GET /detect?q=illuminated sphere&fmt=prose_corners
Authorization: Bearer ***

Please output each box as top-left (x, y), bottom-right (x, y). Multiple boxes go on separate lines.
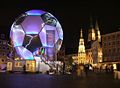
top-left (10, 10), bottom-right (63, 60)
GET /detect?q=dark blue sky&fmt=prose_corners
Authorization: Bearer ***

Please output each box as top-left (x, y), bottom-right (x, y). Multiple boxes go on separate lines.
top-left (0, 0), bottom-right (120, 54)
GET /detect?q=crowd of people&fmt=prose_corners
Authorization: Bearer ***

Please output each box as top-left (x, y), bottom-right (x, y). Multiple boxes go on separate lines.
top-left (70, 63), bottom-right (114, 77)
top-left (93, 65), bottom-right (114, 74)
top-left (71, 63), bottom-right (91, 77)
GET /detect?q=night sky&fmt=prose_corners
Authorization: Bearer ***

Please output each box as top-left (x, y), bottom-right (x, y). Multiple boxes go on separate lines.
top-left (0, 0), bottom-right (120, 54)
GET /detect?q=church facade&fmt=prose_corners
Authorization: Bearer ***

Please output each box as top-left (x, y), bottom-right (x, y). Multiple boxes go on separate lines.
top-left (85, 19), bottom-right (102, 65)
top-left (73, 18), bottom-right (102, 65)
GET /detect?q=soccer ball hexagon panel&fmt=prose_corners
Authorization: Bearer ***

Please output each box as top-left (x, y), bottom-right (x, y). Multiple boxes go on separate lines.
top-left (10, 10), bottom-right (63, 60)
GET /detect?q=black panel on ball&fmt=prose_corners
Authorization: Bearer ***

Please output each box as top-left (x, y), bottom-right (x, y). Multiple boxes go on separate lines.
top-left (22, 34), bottom-right (42, 53)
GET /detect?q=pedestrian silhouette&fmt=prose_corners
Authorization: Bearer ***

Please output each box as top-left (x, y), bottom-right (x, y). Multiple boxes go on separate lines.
top-left (110, 65), bottom-right (113, 74)
top-left (23, 65), bottom-right (26, 73)
top-left (105, 65), bottom-right (108, 73)
top-left (84, 64), bottom-right (89, 76)
top-left (63, 62), bottom-right (65, 74)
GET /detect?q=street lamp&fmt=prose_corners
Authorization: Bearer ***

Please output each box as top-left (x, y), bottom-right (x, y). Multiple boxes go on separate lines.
top-left (7, 42), bottom-right (15, 60)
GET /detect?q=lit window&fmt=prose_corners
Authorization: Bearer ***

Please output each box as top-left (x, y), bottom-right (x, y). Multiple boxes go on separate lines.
top-left (7, 47), bottom-right (9, 50)
top-left (112, 42), bottom-right (115, 45)
top-left (3, 41), bottom-right (6, 45)
top-left (103, 37), bottom-right (106, 41)
top-left (104, 43), bottom-right (106, 46)
top-left (112, 35), bottom-right (115, 39)
top-left (15, 62), bottom-right (23, 67)
top-left (117, 34), bottom-right (120, 38)
top-left (0, 34), bottom-right (5, 39)
top-left (117, 48), bottom-right (119, 52)
top-left (113, 48), bottom-right (116, 52)
top-left (117, 41), bottom-right (120, 45)
top-left (108, 36), bottom-right (110, 40)
top-left (2, 47), bottom-right (5, 49)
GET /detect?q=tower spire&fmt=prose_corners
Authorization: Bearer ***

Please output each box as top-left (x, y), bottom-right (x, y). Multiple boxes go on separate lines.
top-left (90, 17), bottom-right (94, 29)
top-left (78, 29), bottom-right (86, 64)
top-left (95, 19), bottom-right (101, 42)
top-left (80, 29), bottom-right (83, 38)
top-left (88, 17), bottom-right (96, 41)
top-left (95, 19), bottom-right (99, 31)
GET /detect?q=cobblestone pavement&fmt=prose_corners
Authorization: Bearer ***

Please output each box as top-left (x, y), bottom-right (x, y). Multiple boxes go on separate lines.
top-left (0, 72), bottom-right (120, 88)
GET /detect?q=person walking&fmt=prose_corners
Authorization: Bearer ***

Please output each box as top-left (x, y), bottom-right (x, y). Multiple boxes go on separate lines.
top-left (84, 64), bottom-right (89, 76)
top-left (110, 65), bottom-right (113, 74)
top-left (105, 65), bottom-right (108, 73)
top-left (62, 62), bottom-right (65, 74)
top-left (23, 65), bottom-right (26, 73)
top-left (77, 65), bottom-right (81, 77)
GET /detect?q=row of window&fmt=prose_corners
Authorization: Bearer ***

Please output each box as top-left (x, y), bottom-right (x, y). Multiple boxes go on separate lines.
top-left (103, 57), bottom-right (120, 61)
top-left (88, 54), bottom-right (92, 58)
top-left (103, 48), bottom-right (120, 53)
top-left (103, 41), bottom-right (120, 46)
top-left (0, 34), bottom-right (5, 39)
top-left (103, 54), bottom-right (120, 57)
top-left (103, 34), bottom-right (120, 41)
top-left (103, 52), bottom-right (120, 57)
top-left (0, 46), bottom-right (10, 50)
top-left (0, 52), bottom-right (10, 56)
top-left (0, 40), bottom-right (8, 45)
top-left (15, 62), bottom-right (23, 67)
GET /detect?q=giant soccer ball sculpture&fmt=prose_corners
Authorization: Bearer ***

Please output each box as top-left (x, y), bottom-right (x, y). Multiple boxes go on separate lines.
top-left (10, 10), bottom-right (63, 61)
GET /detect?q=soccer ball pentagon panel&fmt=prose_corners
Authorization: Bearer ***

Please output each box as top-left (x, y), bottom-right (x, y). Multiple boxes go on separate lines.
top-left (10, 10), bottom-right (63, 60)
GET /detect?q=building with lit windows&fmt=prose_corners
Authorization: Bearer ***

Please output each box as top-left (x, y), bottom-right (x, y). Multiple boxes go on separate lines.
top-left (86, 18), bottom-right (102, 65)
top-left (101, 31), bottom-right (120, 71)
top-left (71, 18), bottom-right (102, 66)
top-left (0, 34), bottom-right (11, 69)
top-left (102, 31), bottom-right (120, 62)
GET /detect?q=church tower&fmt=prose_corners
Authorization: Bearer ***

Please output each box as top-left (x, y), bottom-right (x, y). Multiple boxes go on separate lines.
top-left (95, 20), bottom-right (101, 42)
top-left (88, 17), bottom-right (96, 42)
top-left (78, 29), bottom-right (86, 64)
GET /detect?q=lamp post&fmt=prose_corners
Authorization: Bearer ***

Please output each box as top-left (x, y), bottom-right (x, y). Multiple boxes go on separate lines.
top-left (55, 46), bottom-right (58, 74)
top-left (7, 43), bottom-right (15, 60)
